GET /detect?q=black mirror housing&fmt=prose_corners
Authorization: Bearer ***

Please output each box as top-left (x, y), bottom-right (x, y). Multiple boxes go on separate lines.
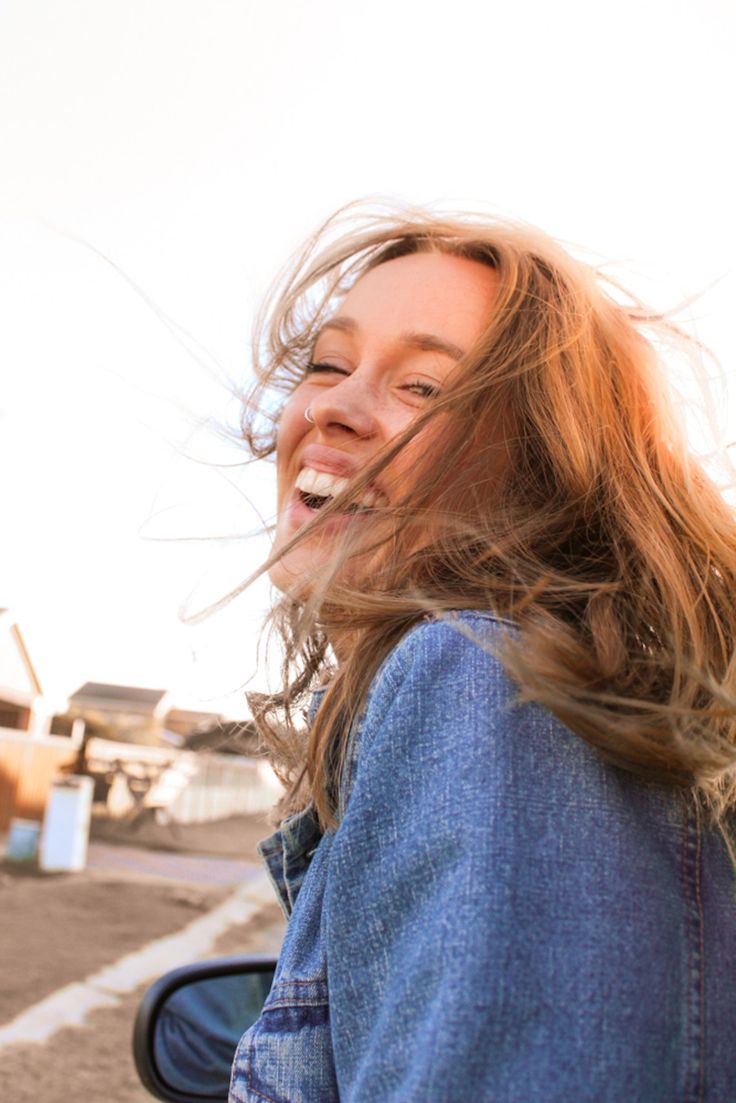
top-left (133, 955), bottom-right (278, 1102)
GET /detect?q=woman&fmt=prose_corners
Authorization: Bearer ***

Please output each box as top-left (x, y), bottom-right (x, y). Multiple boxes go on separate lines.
top-left (228, 204), bottom-right (736, 1102)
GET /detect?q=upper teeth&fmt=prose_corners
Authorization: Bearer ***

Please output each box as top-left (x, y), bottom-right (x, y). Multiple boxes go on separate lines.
top-left (295, 466), bottom-right (384, 509)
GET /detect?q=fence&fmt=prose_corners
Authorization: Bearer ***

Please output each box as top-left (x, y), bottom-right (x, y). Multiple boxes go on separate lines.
top-left (164, 754), bottom-right (282, 823)
top-left (0, 730), bottom-right (282, 832)
top-left (0, 729), bottom-right (79, 831)
top-left (84, 737), bottom-right (283, 824)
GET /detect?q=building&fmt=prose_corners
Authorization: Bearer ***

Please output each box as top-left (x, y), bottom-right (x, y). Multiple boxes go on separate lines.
top-left (0, 610), bottom-right (77, 831)
top-left (0, 608), bottom-right (44, 732)
top-left (62, 681), bottom-right (171, 745)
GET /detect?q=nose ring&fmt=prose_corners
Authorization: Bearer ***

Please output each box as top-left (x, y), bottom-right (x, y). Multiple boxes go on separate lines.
top-left (304, 406), bottom-right (315, 424)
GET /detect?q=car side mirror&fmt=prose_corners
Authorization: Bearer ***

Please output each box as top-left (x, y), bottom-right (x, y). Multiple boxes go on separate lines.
top-left (132, 955), bottom-right (277, 1102)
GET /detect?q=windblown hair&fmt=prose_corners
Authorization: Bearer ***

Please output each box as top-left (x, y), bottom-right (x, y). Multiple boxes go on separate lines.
top-left (240, 201), bottom-right (736, 831)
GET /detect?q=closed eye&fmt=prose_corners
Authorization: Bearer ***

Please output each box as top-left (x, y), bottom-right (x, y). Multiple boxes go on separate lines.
top-left (404, 381), bottom-right (441, 398)
top-left (306, 362), bottom-right (440, 399)
top-left (306, 361), bottom-right (350, 377)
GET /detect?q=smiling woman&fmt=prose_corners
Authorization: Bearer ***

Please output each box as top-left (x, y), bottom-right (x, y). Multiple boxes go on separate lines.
top-left (269, 251), bottom-right (499, 595)
top-left (229, 201), bottom-right (736, 1102)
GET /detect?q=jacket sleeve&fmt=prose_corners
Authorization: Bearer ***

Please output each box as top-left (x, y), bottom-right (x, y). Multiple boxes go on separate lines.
top-left (322, 616), bottom-right (690, 1102)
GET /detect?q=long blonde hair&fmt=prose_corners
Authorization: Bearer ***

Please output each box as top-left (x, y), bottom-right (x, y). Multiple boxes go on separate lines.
top-left (240, 202), bottom-right (736, 830)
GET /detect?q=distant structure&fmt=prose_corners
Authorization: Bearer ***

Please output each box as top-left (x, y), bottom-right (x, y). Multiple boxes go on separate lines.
top-left (164, 706), bottom-right (227, 742)
top-left (61, 681), bottom-right (171, 745)
top-left (0, 608), bottom-right (46, 732)
top-left (0, 609), bottom-right (78, 830)
top-left (0, 620), bottom-right (271, 830)
top-left (177, 717), bottom-right (261, 756)
top-left (53, 686), bottom-right (258, 753)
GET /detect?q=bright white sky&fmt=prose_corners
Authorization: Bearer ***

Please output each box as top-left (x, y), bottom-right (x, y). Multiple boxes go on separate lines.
top-left (1, 0), bottom-right (734, 717)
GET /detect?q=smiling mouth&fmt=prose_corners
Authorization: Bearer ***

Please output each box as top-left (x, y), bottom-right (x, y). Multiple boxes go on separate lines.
top-left (295, 467), bottom-right (387, 513)
top-left (300, 491), bottom-right (331, 511)
top-left (298, 491), bottom-right (374, 514)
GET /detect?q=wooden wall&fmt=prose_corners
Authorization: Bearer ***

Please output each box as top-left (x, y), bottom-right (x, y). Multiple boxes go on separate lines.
top-left (0, 730), bottom-right (77, 831)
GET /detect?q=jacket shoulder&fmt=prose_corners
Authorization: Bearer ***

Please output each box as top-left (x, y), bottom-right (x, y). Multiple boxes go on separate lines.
top-left (340, 610), bottom-right (682, 836)
top-left (369, 611), bottom-right (518, 701)
top-left (337, 612), bottom-right (533, 817)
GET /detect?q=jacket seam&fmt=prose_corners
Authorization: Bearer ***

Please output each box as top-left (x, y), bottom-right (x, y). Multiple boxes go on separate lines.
top-left (265, 998), bottom-right (329, 1009)
top-left (246, 1061), bottom-right (284, 1103)
top-left (693, 800), bottom-right (706, 1103)
top-left (270, 979), bottom-right (328, 997)
top-left (246, 1028), bottom-right (291, 1103)
top-left (272, 977), bottom-right (327, 986)
top-left (682, 795), bottom-right (706, 1103)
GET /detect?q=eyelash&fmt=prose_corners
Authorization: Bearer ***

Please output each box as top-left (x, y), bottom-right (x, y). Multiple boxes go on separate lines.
top-left (306, 361), bottom-right (349, 377)
top-left (305, 362), bottom-right (440, 399)
top-left (406, 380), bottom-right (441, 398)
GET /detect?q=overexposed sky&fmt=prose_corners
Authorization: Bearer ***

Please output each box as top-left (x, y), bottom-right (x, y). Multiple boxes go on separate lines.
top-left (1, 0), bottom-right (734, 715)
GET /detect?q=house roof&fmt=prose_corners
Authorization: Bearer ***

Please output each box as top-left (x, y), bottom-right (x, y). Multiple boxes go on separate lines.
top-left (165, 707), bottom-right (223, 729)
top-left (182, 719), bottom-right (260, 755)
top-left (68, 682), bottom-right (168, 715)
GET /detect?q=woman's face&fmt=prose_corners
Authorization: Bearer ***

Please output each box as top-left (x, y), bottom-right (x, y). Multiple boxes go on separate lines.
top-left (270, 251), bottom-right (499, 593)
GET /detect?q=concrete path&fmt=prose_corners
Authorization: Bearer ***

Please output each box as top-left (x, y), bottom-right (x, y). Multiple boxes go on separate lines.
top-left (86, 839), bottom-right (259, 886)
top-left (0, 869), bottom-right (275, 1048)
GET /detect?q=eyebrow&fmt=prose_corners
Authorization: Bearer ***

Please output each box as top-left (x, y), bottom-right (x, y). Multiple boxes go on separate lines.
top-left (313, 316), bottom-right (467, 362)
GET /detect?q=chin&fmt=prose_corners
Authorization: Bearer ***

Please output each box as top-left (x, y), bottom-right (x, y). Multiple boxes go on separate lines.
top-left (268, 546), bottom-right (321, 598)
top-left (271, 546), bottom-right (364, 602)
top-left (268, 558), bottom-right (303, 596)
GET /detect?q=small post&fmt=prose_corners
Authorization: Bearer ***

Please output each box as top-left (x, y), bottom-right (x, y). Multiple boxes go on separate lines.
top-left (39, 775), bottom-right (94, 872)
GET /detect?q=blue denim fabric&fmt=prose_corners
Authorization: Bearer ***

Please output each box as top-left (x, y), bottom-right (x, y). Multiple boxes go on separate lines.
top-left (229, 612), bottom-right (736, 1102)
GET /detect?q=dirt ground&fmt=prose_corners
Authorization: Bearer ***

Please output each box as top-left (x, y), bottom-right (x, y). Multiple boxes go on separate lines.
top-left (0, 904), bottom-right (286, 1103)
top-left (0, 813), bottom-right (286, 1103)
top-left (88, 807), bottom-right (274, 859)
top-left (0, 870), bottom-right (231, 1021)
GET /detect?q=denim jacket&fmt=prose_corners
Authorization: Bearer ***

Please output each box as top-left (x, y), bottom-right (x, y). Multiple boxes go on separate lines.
top-left (229, 612), bottom-right (736, 1103)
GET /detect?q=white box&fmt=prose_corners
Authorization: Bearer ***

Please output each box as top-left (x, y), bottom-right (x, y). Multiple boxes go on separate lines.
top-left (39, 775), bottom-right (94, 872)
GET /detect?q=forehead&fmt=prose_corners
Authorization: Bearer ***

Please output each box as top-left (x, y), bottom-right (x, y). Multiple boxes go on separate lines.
top-left (333, 252), bottom-right (498, 346)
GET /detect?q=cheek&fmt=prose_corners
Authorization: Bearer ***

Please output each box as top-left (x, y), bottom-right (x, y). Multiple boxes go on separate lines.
top-left (390, 420), bottom-right (446, 493)
top-left (275, 397), bottom-right (308, 497)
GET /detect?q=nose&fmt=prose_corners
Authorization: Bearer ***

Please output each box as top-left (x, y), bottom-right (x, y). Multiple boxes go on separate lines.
top-left (309, 371), bottom-right (379, 439)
